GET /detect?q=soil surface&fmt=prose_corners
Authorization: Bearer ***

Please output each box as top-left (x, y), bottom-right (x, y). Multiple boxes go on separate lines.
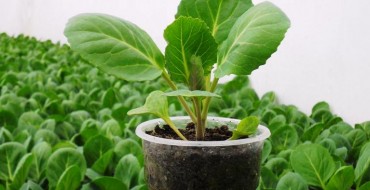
top-left (146, 122), bottom-right (232, 141)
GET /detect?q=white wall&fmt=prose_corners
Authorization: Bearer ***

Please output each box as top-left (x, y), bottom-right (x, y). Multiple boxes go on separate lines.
top-left (1, 0), bottom-right (369, 125)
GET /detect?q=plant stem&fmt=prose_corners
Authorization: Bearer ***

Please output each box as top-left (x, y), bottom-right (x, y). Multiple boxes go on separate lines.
top-left (163, 117), bottom-right (188, 141)
top-left (162, 72), bottom-right (197, 122)
top-left (201, 77), bottom-right (219, 131)
top-left (193, 97), bottom-right (204, 140)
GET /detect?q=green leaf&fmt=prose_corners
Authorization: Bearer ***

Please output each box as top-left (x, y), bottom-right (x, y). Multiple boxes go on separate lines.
top-left (46, 148), bottom-right (86, 188)
top-left (19, 180), bottom-right (43, 190)
top-left (355, 142), bottom-right (370, 186)
top-left (101, 119), bottom-right (123, 138)
top-left (10, 153), bottom-right (35, 190)
top-left (215, 2), bottom-right (290, 78)
top-left (83, 135), bottom-right (113, 166)
top-left (359, 182), bottom-right (370, 190)
top-left (261, 140), bottom-right (272, 163)
top-left (165, 90), bottom-right (220, 98)
top-left (290, 144), bottom-right (336, 189)
top-left (0, 142), bottom-right (26, 181)
top-left (91, 176), bottom-right (128, 190)
top-left (64, 13), bottom-right (164, 81)
top-left (29, 142), bottom-right (52, 181)
top-left (164, 16), bottom-right (217, 85)
top-left (55, 165), bottom-right (81, 190)
top-left (301, 123), bottom-right (323, 142)
top-left (276, 172), bottom-right (308, 190)
top-left (92, 149), bottom-right (114, 174)
top-left (259, 166), bottom-right (278, 190)
top-left (326, 166), bottom-right (355, 190)
top-left (229, 116), bottom-right (259, 140)
top-left (346, 129), bottom-right (367, 160)
top-left (102, 88), bottom-right (118, 108)
top-left (127, 91), bottom-right (169, 119)
top-left (114, 154), bottom-right (141, 188)
top-left (114, 139), bottom-right (143, 166)
top-left (80, 119), bottom-right (101, 142)
top-left (265, 157), bottom-right (289, 177)
top-left (271, 125), bottom-right (298, 153)
top-left (176, 0), bottom-right (253, 44)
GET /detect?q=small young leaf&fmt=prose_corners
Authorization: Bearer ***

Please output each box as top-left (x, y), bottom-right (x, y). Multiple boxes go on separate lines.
top-left (128, 91), bottom-right (169, 119)
top-left (276, 172), bottom-right (308, 190)
top-left (229, 116), bottom-right (259, 140)
top-left (165, 90), bottom-right (220, 98)
top-left (326, 166), bottom-right (355, 190)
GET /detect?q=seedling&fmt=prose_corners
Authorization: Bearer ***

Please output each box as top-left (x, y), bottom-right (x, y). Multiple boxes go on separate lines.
top-left (64, 0), bottom-right (290, 140)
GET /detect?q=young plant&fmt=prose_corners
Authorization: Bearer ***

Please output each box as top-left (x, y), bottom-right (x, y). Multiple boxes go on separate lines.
top-left (64, 0), bottom-right (290, 140)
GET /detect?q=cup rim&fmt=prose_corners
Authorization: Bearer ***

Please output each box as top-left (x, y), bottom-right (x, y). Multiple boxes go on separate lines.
top-left (135, 116), bottom-right (271, 147)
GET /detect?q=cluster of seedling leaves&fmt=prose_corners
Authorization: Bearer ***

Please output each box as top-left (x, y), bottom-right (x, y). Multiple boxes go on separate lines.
top-left (1, 33), bottom-right (370, 190)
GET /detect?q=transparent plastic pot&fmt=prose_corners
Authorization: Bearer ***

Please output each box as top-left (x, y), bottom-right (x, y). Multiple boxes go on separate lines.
top-left (135, 116), bottom-right (271, 190)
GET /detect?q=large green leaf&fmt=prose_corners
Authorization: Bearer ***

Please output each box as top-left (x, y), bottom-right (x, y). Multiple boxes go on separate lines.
top-left (0, 142), bottom-right (26, 181)
top-left (55, 165), bottom-right (81, 190)
top-left (46, 148), bottom-right (86, 188)
top-left (326, 166), bottom-right (355, 190)
top-left (164, 16), bottom-right (217, 86)
top-left (215, 2), bottom-right (290, 78)
top-left (176, 0), bottom-right (253, 43)
top-left (276, 172), bottom-right (308, 190)
top-left (64, 13), bottom-right (164, 81)
top-left (290, 144), bottom-right (336, 189)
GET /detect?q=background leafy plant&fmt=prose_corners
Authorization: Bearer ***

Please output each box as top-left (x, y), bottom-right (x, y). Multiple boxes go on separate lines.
top-left (0, 33), bottom-right (370, 189)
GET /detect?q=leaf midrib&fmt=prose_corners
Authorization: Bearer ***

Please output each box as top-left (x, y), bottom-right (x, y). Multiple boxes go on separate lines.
top-left (303, 152), bottom-right (326, 188)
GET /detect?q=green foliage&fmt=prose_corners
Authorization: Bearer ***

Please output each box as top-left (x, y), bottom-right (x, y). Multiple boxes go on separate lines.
top-left (64, 0), bottom-right (290, 141)
top-left (1, 31), bottom-right (370, 189)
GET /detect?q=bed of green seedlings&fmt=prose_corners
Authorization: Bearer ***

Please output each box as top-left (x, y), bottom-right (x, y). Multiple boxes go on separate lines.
top-left (0, 33), bottom-right (369, 190)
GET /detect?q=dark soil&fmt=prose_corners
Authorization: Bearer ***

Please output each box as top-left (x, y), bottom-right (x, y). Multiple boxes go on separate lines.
top-left (146, 122), bottom-right (232, 141)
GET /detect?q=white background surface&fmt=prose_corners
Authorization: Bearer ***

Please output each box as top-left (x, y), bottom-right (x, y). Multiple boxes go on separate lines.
top-left (1, 0), bottom-right (369, 125)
